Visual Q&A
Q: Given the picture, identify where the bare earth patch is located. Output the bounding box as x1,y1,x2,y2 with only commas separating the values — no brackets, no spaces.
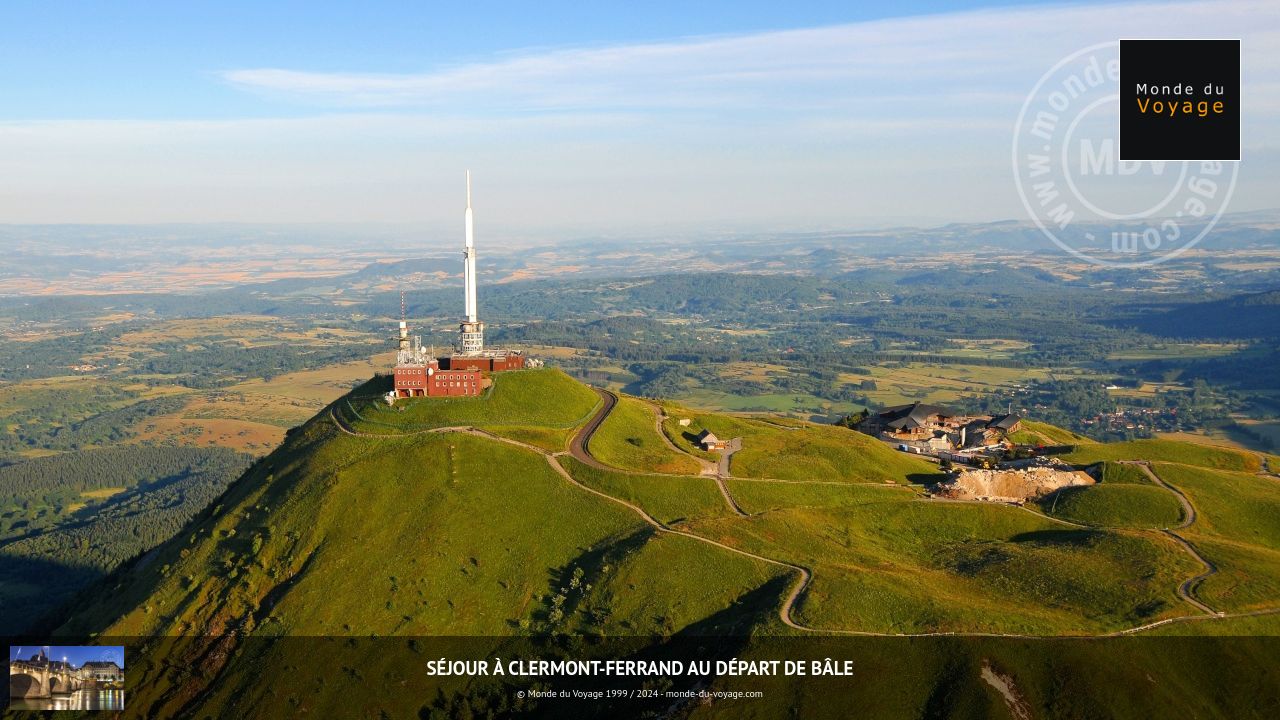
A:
934,459,1095,503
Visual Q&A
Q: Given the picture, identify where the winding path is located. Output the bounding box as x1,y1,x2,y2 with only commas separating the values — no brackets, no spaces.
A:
567,388,617,471
1119,461,1222,616
648,401,719,477
714,438,749,517
329,396,1277,638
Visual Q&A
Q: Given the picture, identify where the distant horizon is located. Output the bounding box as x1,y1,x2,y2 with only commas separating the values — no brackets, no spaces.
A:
1,204,1277,230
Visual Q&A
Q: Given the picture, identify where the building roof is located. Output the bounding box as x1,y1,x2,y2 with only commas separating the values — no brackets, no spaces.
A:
695,430,720,444
988,414,1022,430
82,661,122,670
877,402,959,430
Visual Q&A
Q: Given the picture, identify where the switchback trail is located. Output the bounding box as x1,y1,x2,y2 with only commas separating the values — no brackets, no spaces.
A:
329,396,1274,638
1119,461,1221,616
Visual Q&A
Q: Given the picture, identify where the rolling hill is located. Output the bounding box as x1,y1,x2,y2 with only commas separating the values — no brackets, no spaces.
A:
45,368,1280,718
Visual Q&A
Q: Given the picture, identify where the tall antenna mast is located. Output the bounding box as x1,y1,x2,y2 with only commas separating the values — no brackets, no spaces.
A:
397,289,409,357
457,170,485,355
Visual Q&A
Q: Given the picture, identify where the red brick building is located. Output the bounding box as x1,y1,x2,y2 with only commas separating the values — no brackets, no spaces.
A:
394,360,482,398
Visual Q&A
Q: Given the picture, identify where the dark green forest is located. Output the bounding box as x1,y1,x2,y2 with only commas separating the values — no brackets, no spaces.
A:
0,446,250,634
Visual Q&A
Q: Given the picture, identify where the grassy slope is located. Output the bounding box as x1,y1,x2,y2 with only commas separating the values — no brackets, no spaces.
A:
1013,420,1094,445
1100,461,1154,484
56,405,782,717
1064,439,1260,473
28,366,1280,718
346,368,599,433
561,456,729,525
1154,463,1280,611
58,372,1273,640
662,407,940,483
478,424,574,453
690,482,1197,634
588,395,701,474
61,423,776,639
1140,613,1280,635
726,480,920,515
1038,484,1185,529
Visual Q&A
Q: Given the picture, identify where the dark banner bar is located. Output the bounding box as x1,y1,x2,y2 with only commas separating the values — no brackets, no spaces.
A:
6,635,1279,718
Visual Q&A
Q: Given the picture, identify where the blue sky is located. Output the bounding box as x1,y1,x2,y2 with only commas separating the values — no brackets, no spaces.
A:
1,0,1073,120
1,0,1276,233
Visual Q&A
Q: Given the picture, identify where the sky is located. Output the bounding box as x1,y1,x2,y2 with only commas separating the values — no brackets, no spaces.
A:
9,645,124,669
1,0,1277,237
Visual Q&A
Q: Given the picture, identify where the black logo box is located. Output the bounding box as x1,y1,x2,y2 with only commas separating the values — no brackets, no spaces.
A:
1120,39,1240,161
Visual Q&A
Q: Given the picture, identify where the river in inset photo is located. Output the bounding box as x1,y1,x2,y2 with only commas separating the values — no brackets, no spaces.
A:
8,688,125,711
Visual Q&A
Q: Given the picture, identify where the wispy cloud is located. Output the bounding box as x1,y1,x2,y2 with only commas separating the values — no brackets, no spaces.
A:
2,0,1278,227
221,0,1280,116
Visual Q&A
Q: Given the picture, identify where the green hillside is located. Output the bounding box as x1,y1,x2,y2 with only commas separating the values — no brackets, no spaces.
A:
1011,419,1094,445
59,410,773,641
662,405,940,483
1152,463,1280,612
588,395,702,475
561,456,728,525
1038,484,1186,529
344,367,599,432
1063,438,1261,472
44,369,1280,717
1100,461,1155,484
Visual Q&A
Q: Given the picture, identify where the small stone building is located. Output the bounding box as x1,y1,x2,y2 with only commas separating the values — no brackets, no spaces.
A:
696,429,727,451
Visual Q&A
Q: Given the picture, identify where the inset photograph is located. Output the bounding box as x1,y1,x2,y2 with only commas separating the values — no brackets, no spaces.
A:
8,646,124,711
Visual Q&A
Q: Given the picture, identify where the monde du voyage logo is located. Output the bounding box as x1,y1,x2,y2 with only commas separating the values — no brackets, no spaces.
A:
1013,39,1241,267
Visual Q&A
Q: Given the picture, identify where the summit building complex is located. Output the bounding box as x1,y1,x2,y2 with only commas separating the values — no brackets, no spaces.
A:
391,173,527,400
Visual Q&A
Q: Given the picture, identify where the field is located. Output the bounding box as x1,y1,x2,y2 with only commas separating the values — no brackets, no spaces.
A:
1100,461,1154,484
678,388,860,416
1152,463,1280,612
30,341,1280,717
1038,484,1185,529
940,338,1032,358
1063,439,1262,473
562,457,730,524
1105,343,1243,361
133,417,285,454
79,486,127,500
725,479,918,515
662,407,939,483
1105,381,1190,400
229,352,395,406
1008,420,1093,446
0,317,390,460
587,396,702,475
844,362,1073,407
683,484,1197,634
125,353,399,451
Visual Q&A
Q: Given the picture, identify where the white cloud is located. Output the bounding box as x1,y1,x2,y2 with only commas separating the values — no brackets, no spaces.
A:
2,0,1277,228
220,0,1280,117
